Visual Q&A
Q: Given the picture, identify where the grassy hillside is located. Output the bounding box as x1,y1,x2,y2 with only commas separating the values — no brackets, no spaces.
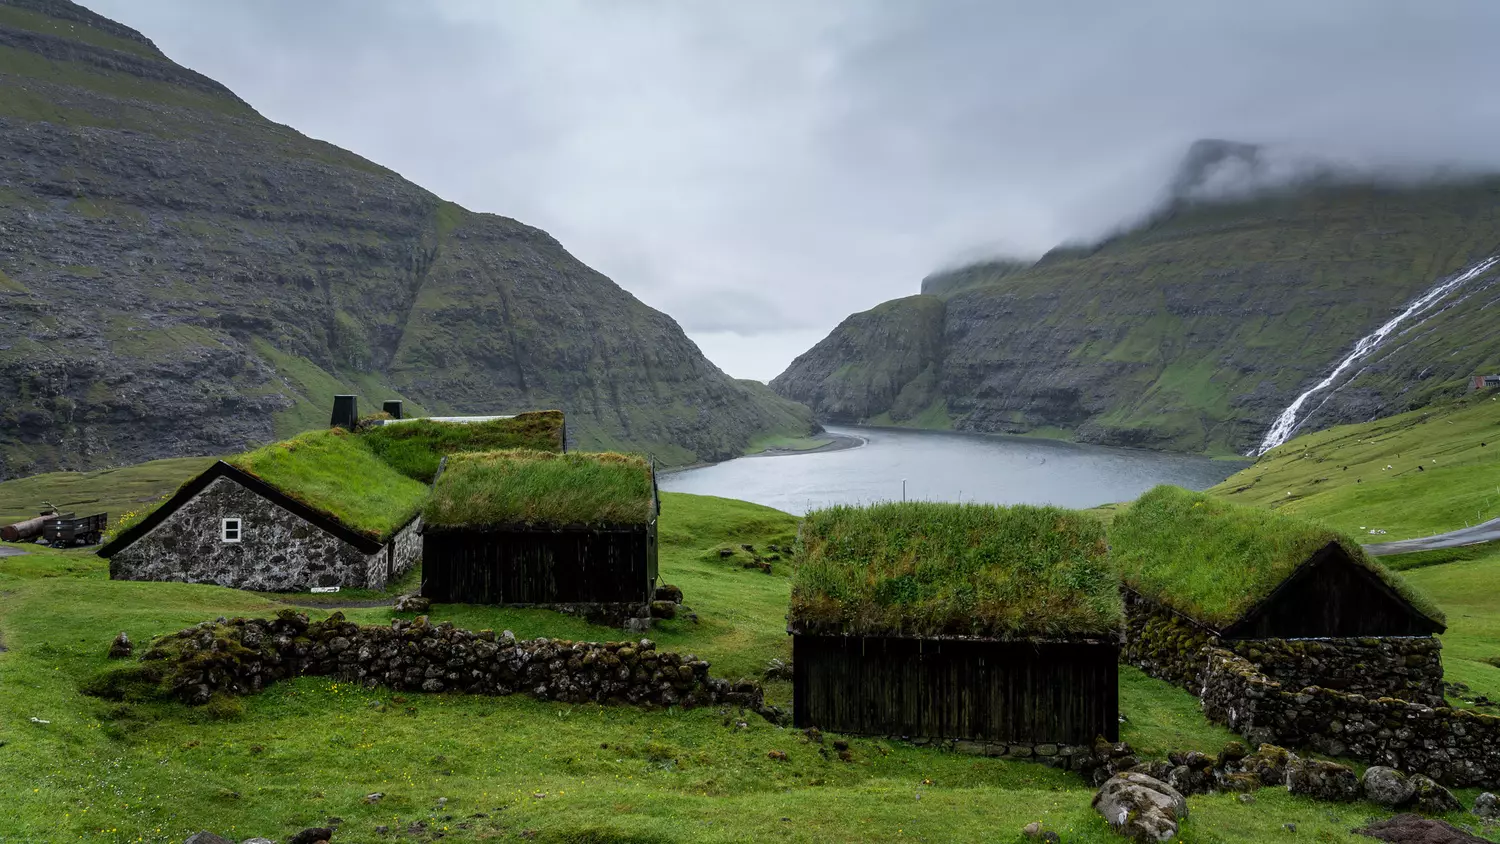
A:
1210,392,1500,539
7,489,1496,842
0,455,216,526
0,0,815,479
775,173,1500,456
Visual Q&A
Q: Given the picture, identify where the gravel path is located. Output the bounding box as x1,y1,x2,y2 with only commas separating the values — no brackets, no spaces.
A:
0,545,28,558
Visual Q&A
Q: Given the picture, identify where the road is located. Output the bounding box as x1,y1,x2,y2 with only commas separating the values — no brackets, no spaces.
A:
0,545,28,558
1363,515,1500,557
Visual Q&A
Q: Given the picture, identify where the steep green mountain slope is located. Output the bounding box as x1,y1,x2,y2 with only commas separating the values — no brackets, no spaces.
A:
0,0,812,479
774,160,1500,455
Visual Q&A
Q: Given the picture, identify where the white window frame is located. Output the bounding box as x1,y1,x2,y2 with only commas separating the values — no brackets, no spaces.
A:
221,517,243,543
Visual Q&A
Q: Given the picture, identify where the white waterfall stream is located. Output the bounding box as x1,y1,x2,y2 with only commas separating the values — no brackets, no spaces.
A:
1252,255,1500,456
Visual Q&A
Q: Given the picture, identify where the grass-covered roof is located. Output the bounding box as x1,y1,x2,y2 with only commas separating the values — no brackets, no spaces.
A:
424,450,654,529
359,410,565,482
1109,485,1445,628
226,429,428,540
789,502,1122,640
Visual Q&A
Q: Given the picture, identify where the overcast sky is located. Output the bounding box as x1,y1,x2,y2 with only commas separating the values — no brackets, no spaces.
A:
89,1,1500,381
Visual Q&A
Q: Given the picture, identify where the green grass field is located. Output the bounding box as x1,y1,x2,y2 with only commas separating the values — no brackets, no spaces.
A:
1,491,1496,842
0,456,217,526
1211,393,1500,539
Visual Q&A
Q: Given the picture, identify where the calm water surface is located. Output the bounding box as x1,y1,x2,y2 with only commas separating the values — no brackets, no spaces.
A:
660,425,1244,515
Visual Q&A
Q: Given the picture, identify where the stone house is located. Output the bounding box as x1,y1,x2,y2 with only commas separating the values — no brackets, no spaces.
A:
101,458,422,592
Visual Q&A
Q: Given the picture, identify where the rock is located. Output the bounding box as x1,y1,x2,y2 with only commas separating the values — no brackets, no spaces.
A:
1167,764,1212,797
1022,821,1061,842
718,548,734,558
648,601,676,620
1092,773,1189,842
242,839,276,844
393,595,431,613
1239,744,1296,787
1353,813,1489,843
1409,775,1462,815
653,584,684,604
1474,792,1499,820
767,750,788,761
364,792,385,804
287,828,334,844
183,834,234,844
107,631,133,659
1286,758,1360,802
1362,766,1416,807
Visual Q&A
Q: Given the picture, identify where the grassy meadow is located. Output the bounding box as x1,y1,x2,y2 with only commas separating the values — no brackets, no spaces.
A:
1211,392,1500,539
424,451,655,528
0,490,1494,842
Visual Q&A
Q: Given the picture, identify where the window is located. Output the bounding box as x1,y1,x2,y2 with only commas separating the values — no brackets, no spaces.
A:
221,518,242,543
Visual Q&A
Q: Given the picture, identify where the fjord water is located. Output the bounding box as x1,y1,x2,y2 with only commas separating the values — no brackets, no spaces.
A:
660,425,1242,515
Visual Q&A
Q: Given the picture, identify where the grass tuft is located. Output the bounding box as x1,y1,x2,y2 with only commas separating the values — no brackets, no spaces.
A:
1111,485,1445,628
358,410,565,481
790,502,1121,639
424,450,654,528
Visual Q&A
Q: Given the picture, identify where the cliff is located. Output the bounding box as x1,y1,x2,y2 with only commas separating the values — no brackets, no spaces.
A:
0,0,813,478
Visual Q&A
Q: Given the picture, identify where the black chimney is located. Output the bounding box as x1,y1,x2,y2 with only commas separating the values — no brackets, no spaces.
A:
331,395,358,430
382,399,404,420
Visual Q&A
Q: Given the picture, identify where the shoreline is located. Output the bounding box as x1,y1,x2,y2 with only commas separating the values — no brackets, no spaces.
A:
659,430,867,476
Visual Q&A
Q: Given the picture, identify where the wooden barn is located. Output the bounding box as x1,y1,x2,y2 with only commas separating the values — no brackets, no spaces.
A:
1109,486,1447,700
420,450,658,606
100,429,427,591
789,502,1122,745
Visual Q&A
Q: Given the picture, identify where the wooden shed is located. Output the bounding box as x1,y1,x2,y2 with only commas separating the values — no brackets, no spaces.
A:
420,450,658,606
789,502,1122,745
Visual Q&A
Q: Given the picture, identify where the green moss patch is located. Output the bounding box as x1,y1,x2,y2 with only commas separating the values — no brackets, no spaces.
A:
359,410,565,481
424,450,654,529
790,502,1121,639
1110,485,1445,628
227,429,426,540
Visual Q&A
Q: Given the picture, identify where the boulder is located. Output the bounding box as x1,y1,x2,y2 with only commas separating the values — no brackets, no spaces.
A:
649,601,677,620
1238,744,1296,787
1473,792,1499,820
1362,766,1416,807
393,595,430,613
1092,772,1189,842
183,834,234,844
107,631,133,659
287,828,334,844
1409,775,1463,815
653,584,684,604
1353,813,1489,843
1285,757,1359,802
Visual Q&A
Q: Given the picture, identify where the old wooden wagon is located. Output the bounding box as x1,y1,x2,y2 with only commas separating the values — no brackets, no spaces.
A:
420,450,658,607
1110,485,1448,702
789,502,1122,746
44,513,107,546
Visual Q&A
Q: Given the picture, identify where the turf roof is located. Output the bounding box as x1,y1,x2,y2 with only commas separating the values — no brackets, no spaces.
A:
423,450,655,529
226,429,428,540
789,501,1122,640
359,410,565,482
1108,485,1445,628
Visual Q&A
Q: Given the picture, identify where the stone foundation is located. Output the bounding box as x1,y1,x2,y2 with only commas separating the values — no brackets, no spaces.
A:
1200,648,1500,788
131,611,772,717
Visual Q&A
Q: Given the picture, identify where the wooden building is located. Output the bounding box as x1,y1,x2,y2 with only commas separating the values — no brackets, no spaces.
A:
1110,486,1447,700
789,502,1122,745
420,450,658,606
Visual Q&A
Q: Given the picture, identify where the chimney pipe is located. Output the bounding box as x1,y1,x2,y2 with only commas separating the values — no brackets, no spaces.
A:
382,399,404,420
331,395,358,430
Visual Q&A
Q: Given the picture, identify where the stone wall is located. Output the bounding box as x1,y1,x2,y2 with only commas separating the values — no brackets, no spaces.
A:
1122,592,1446,705
110,477,376,591
366,516,421,590
136,611,772,718
1200,648,1500,788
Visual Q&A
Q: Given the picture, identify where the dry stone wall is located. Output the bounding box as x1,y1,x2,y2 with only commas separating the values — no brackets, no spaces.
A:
1122,592,1446,705
369,517,422,589
135,611,772,717
1200,649,1500,788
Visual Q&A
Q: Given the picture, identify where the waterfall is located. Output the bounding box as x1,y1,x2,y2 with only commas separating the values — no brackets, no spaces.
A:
1252,255,1500,456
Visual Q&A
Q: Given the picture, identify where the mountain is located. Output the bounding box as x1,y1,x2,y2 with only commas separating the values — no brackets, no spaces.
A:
0,0,814,480
773,144,1500,455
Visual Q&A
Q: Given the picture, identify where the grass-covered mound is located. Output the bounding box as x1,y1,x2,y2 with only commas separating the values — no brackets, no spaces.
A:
1111,485,1445,628
790,502,1121,639
359,410,566,481
424,450,654,529
227,429,427,540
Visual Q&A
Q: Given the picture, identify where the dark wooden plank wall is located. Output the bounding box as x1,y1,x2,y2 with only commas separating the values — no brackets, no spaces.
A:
792,635,1119,744
423,524,655,604
1224,544,1444,639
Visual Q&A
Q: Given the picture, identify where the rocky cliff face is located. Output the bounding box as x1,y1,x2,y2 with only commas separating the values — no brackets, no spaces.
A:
0,0,812,479
775,168,1500,454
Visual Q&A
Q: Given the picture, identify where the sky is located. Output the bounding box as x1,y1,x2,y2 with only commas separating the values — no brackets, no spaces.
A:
89,0,1500,382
